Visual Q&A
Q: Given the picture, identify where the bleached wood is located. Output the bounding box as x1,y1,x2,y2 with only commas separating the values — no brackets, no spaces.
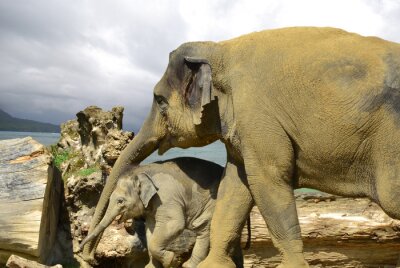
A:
6,254,62,268
0,137,62,264
241,193,400,267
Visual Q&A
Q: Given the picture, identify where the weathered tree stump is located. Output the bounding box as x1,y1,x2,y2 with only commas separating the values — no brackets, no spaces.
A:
0,137,62,265
241,193,400,267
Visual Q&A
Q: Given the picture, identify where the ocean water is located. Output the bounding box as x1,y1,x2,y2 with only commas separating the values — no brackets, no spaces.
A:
0,131,227,166
143,141,226,166
0,131,60,146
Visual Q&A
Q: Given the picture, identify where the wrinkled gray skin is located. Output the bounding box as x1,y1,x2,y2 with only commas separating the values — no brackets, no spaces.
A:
80,157,243,268
84,27,400,268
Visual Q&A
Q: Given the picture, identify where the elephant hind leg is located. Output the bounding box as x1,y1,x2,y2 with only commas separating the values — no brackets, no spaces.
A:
375,165,400,220
371,122,400,220
376,168,400,268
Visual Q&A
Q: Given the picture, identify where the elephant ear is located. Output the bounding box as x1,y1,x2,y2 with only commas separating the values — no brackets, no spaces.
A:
137,173,158,208
184,57,215,125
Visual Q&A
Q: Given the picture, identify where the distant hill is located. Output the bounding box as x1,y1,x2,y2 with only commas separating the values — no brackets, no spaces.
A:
0,109,60,133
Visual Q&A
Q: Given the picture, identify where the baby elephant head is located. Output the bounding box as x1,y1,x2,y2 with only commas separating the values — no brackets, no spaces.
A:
79,172,157,250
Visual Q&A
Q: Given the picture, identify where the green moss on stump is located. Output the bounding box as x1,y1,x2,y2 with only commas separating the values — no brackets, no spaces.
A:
50,146,100,183
78,167,99,176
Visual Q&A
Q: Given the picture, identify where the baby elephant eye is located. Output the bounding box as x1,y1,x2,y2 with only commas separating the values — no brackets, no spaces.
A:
117,197,125,205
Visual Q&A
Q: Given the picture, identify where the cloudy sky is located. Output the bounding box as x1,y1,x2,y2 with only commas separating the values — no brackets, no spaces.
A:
0,0,399,132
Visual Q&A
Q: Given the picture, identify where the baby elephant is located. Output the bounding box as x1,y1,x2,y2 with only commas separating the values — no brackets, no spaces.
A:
80,157,230,268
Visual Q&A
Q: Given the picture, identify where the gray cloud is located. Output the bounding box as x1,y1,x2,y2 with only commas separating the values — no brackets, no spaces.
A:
0,0,399,132
0,0,188,131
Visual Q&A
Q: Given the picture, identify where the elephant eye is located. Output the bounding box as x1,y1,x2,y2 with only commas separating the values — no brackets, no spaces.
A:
117,197,125,205
154,94,168,112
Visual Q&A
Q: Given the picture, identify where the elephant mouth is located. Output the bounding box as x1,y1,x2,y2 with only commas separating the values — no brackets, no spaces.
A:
158,133,196,155
117,213,125,224
158,135,172,155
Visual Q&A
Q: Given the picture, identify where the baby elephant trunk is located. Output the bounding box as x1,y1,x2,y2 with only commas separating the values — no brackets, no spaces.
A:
79,207,119,251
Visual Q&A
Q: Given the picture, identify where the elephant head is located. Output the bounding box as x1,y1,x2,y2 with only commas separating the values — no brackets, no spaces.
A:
83,41,226,260
79,171,157,250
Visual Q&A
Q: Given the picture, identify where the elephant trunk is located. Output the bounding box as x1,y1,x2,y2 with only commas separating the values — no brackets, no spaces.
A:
82,105,163,260
79,205,120,251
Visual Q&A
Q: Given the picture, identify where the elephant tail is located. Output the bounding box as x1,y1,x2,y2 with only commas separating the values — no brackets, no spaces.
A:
243,215,251,250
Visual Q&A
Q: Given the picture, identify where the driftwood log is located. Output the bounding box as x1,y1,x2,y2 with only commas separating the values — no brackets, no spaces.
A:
6,254,62,268
0,137,62,265
241,193,400,268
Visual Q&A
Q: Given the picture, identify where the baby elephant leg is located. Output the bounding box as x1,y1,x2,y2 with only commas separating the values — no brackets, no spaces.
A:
182,230,244,268
147,217,185,267
144,255,163,268
182,228,210,268
144,219,163,268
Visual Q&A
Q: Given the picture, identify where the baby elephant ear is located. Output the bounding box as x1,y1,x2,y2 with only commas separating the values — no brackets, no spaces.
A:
137,173,158,208
184,57,215,125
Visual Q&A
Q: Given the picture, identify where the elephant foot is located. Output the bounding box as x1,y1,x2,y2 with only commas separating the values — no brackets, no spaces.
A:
76,253,96,267
74,253,95,268
182,258,200,268
197,255,235,268
161,250,175,267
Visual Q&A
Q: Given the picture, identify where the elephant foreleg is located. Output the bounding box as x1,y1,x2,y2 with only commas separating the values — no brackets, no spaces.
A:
146,210,185,268
182,229,209,268
198,159,253,268
243,130,309,268
144,218,163,268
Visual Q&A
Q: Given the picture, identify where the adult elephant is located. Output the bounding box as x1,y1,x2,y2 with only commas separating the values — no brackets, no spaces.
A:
83,27,400,268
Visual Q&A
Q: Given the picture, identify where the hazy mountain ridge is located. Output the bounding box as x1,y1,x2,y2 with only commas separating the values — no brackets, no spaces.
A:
0,109,60,133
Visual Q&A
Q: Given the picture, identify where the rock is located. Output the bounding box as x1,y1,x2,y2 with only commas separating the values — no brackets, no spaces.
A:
58,120,80,151
6,255,62,268
65,171,104,209
76,106,133,168
56,105,133,173
102,128,134,166
96,220,147,259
